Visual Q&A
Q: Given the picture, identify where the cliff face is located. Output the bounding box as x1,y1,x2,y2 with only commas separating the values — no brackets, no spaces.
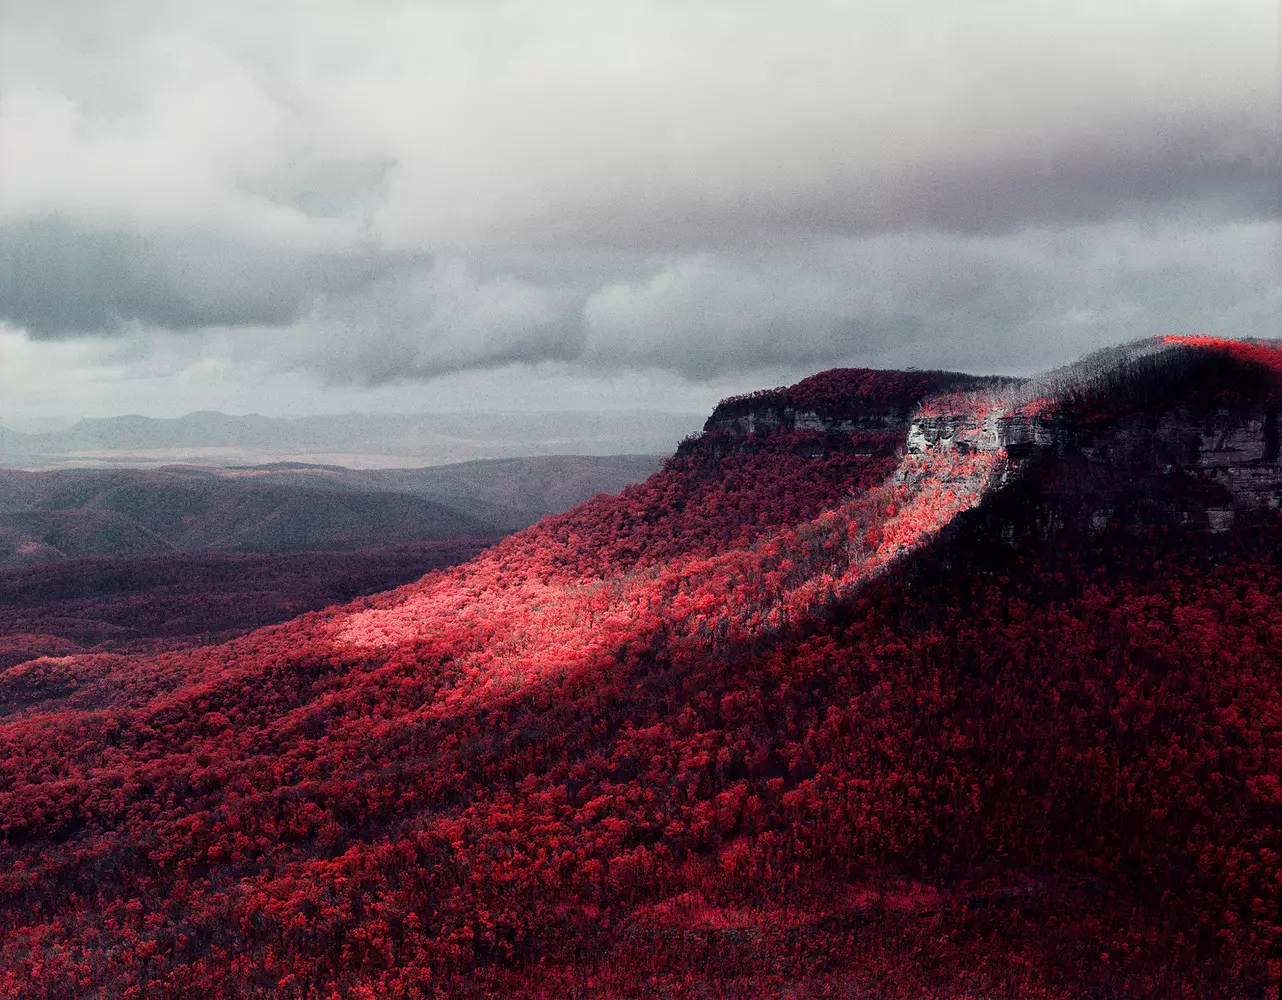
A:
704,405,907,438
995,401,1282,534
697,405,907,459
692,368,1017,459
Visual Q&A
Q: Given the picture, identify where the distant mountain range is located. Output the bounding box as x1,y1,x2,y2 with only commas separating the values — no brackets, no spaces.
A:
0,409,704,468
0,455,663,568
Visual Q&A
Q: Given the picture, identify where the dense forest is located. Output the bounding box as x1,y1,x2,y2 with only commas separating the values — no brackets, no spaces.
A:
1,336,1279,998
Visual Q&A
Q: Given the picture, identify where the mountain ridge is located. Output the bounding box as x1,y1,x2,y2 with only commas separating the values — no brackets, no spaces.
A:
0,454,664,568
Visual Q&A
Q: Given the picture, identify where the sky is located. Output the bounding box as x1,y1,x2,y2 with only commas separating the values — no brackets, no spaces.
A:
0,0,1278,420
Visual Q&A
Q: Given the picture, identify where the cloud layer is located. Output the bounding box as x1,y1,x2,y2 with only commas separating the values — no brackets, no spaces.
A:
0,0,1278,407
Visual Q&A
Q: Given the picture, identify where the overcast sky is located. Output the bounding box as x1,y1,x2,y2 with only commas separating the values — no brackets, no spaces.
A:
1,0,1278,419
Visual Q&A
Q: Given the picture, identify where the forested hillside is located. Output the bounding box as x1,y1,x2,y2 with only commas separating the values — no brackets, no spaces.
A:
1,337,1279,998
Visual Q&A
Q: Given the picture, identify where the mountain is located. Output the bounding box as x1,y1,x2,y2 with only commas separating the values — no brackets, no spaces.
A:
1,337,1279,997
0,410,703,468
0,455,663,567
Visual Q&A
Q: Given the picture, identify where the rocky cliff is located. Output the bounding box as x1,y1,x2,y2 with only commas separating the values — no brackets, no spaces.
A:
688,367,1017,459
697,337,1282,540
999,398,1282,535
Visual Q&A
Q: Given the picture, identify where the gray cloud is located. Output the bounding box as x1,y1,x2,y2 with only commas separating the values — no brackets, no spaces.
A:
578,220,1282,378
279,257,579,384
0,215,589,379
495,109,1280,253
0,0,1277,402
0,216,396,336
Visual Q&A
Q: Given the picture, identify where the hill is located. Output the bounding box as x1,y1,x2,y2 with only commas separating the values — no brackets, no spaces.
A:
1,337,1279,997
0,455,662,668
222,454,673,532
0,542,497,669
0,455,663,568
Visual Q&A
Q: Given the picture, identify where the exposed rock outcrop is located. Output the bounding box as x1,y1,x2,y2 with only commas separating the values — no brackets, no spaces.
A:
1008,401,1282,534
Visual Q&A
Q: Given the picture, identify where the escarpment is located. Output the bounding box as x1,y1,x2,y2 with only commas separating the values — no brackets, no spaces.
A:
687,367,1017,458
687,338,1282,547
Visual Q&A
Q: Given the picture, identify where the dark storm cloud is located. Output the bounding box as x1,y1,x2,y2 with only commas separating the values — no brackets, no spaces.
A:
0,216,362,336
0,0,1278,394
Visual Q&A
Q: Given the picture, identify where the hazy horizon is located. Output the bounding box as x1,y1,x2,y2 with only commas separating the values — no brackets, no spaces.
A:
0,406,707,470
0,405,710,428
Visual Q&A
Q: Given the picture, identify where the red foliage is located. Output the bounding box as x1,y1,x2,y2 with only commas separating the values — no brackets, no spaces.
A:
716,366,999,419
1162,335,1282,403
0,345,1280,998
0,539,494,667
